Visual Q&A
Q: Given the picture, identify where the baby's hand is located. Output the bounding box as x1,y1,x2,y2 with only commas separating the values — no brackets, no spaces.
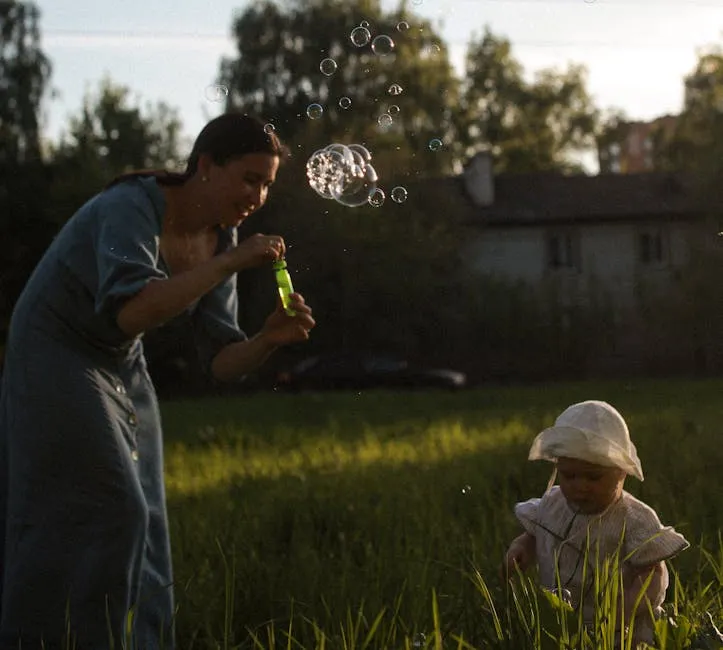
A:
502,533,536,579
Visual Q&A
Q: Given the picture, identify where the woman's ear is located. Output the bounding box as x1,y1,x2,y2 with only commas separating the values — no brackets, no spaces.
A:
196,153,214,180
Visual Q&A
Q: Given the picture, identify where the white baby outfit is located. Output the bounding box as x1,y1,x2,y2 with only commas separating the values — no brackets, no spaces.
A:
515,487,688,616
515,400,689,645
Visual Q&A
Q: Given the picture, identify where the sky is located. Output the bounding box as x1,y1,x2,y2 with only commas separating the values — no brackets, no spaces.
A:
33,0,723,168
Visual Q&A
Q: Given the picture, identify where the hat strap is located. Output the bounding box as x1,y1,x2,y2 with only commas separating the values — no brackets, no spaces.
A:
545,467,558,494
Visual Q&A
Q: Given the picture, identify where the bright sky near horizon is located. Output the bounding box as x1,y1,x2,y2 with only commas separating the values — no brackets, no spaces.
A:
33,0,723,161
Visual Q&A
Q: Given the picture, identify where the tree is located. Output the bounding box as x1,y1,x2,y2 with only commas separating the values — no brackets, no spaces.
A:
461,27,599,174
0,0,53,362
46,75,186,223
595,108,629,173
659,49,723,202
0,0,50,165
218,0,460,178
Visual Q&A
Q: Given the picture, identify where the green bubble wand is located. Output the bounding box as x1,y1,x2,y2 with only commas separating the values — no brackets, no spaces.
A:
272,257,296,316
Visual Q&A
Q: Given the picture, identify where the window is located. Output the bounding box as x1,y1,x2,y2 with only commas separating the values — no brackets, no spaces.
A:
547,232,579,271
638,229,665,265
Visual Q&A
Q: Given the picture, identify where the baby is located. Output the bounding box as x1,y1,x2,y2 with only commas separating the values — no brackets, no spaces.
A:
504,400,689,646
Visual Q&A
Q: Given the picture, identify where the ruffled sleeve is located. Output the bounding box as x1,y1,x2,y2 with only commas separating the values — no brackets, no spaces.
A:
94,182,167,321
623,497,690,567
514,498,542,535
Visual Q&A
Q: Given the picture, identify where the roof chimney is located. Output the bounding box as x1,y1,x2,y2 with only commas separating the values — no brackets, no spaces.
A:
463,150,494,207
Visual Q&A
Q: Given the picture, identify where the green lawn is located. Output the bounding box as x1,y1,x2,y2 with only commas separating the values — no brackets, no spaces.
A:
161,379,723,649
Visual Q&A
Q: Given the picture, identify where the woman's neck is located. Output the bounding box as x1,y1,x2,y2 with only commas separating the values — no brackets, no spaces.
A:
161,182,213,235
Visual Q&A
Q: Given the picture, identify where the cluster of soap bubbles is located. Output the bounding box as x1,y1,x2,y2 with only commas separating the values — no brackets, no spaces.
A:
306,143,382,207
306,143,410,208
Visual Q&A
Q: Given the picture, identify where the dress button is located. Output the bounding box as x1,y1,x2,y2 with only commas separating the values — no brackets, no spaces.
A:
131,450,139,461
116,384,126,394
128,413,137,426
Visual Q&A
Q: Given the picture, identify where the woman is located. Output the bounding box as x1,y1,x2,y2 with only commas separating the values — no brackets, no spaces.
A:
0,113,315,648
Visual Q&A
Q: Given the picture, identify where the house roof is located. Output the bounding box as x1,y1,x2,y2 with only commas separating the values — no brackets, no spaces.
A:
405,170,703,227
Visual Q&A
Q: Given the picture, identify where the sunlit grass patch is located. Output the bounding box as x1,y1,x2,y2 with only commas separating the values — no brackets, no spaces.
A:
160,381,723,648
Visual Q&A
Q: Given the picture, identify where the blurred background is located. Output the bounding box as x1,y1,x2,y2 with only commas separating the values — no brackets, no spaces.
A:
3,0,723,396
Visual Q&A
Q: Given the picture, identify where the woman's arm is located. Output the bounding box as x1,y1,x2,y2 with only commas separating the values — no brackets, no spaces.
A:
117,252,234,338
116,233,277,338
210,294,316,383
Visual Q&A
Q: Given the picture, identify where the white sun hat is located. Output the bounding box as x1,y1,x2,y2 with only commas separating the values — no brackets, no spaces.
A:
528,400,644,481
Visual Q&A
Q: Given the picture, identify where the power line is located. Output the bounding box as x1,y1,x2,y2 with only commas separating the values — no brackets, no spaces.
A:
42,28,717,50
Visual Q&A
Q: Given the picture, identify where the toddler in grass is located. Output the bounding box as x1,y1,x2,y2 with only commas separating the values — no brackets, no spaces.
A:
504,400,689,647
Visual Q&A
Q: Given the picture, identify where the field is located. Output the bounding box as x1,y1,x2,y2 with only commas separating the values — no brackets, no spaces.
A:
161,379,723,649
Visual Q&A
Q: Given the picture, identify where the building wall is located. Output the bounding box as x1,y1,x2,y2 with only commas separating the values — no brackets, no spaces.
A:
464,219,694,306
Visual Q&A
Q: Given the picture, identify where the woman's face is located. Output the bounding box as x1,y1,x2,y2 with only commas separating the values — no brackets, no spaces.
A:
203,152,280,228
556,457,625,514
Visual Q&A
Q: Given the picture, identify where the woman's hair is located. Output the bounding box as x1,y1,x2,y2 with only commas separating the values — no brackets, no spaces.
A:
105,112,289,189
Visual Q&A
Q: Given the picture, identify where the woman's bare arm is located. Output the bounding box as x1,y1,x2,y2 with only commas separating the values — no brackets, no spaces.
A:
117,252,234,338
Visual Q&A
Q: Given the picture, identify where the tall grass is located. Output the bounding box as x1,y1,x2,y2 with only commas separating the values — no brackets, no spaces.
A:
160,379,723,649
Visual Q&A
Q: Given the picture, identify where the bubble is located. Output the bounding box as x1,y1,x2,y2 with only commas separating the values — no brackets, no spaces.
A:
377,113,393,128
324,143,356,167
396,21,409,32
204,84,228,102
428,138,443,151
320,57,337,76
263,123,275,134
389,104,400,115
360,20,370,28
371,35,395,56
334,163,379,207
424,43,441,57
412,633,426,649
338,96,352,109
306,144,378,208
306,147,349,199
388,83,403,96
368,188,385,207
306,103,324,120
391,186,407,203
348,144,372,163
350,26,371,47
461,484,472,494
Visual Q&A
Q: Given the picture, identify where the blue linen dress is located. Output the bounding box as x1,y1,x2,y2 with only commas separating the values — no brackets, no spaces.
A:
0,176,247,648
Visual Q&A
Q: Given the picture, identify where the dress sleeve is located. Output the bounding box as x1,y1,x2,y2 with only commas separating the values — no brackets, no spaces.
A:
190,227,248,376
514,498,542,535
94,182,167,320
624,500,690,567
191,272,248,376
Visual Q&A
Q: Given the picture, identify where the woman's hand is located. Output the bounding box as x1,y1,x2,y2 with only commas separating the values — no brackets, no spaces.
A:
223,233,286,272
259,293,316,347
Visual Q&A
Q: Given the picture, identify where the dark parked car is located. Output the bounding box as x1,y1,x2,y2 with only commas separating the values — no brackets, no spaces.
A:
275,353,467,391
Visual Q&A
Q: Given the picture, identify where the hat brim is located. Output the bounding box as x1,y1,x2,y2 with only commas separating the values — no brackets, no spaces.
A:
528,426,644,481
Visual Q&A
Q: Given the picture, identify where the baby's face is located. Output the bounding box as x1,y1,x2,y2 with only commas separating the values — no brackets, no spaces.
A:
556,457,625,514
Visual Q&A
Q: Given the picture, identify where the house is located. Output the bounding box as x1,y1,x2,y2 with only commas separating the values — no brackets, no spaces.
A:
454,151,706,310
399,153,719,376
598,114,678,174
403,152,706,306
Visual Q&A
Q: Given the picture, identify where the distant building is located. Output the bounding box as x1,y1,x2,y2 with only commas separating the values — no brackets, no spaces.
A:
456,151,702,306
404,151,704,315
598,115,678,174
